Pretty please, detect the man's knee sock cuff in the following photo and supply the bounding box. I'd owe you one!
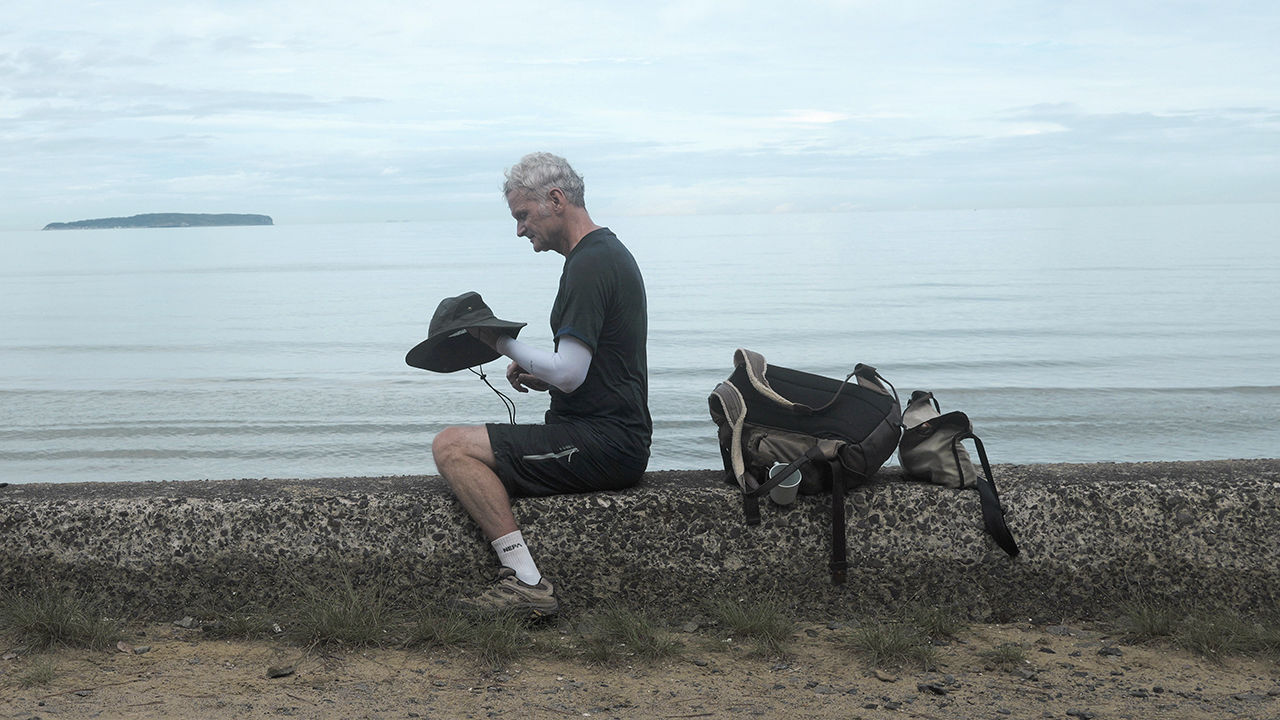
[491,530,541,585]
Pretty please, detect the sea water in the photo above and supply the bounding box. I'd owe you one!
[1,204,1277,484]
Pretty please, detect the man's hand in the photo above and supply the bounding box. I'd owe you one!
[506,361,550,393]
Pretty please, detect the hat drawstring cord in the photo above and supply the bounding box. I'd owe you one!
[470,365,517,424]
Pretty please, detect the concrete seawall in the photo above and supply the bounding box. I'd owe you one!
[2,459,1278,621]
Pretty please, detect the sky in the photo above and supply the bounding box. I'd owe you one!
[2,0,1278,229]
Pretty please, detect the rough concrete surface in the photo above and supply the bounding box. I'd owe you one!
[2,459,1277,621]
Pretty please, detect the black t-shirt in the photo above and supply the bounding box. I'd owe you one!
[546,227,651,459]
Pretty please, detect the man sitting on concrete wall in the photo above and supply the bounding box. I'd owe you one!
[428,152,652,619]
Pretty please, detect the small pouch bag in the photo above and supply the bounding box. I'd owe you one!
[898,391,1019,557]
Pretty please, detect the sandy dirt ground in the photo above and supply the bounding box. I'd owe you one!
[3,620,1278,720]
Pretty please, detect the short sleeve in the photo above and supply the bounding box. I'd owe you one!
[553,245,611,352]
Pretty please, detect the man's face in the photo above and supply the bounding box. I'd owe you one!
[506,190,558,253]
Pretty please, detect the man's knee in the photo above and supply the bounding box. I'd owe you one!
[432,426,467,468]
[432,425,495,473]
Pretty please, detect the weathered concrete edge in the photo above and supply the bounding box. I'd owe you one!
[3,459,1278,622]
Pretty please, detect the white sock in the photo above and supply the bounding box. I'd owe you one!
[491,530,541,585]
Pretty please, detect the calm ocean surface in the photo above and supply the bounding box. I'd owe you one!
[2,204,1278,484]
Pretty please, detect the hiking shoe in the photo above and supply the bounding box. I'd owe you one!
[455,567,559,619]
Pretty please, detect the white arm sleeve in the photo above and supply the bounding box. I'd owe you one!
[495,334,592,393]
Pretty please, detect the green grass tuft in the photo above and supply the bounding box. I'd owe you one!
[1121,600,1179,640]
[904,603,967,641]
[404,603,538,670]
[979,642,1027,671]
[19,657,57,688]
[707,595,794,657]
[468,613,532,670]
[577,602,681,664]
[287,575,398,648]
[407,606,475,649]
[1174,610,1259,661]
[847,621,937,670]
[0,591,121,652]
[201,609,280,640]
[1116,599,1280,662]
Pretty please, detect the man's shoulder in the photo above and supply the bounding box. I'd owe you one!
[567,228,633,269]
[576,227,620,252]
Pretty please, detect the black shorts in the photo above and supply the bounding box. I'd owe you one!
[486,421,647,498]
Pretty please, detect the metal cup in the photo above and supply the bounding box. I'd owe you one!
[768,462,801,505]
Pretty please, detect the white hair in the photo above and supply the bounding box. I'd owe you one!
[502,152,586,207]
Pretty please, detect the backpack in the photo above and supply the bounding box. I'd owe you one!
[708,348,902,583]
[898,390,1019,557]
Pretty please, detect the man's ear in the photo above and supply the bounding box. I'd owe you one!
[546,187,567,212]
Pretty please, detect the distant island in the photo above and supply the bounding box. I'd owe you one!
[43,213,273,230]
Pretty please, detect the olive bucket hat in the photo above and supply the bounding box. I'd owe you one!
[405,291,526,373]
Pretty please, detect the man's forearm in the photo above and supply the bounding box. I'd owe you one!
[495,335,591,392]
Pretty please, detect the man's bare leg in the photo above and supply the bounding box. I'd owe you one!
[432,425,551,608]
[432,425,517,541]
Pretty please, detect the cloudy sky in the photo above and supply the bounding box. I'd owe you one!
[2,0,1277,229]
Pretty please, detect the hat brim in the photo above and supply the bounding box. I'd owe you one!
[405,319,526,373]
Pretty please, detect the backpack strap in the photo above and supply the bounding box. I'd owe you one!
[736,348,893,413]
[709,381,761,524]
[830,466,849,584]
[956,432,1020,558]
[736,348,809,410]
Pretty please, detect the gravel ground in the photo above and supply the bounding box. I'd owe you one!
[3,620,1278,720]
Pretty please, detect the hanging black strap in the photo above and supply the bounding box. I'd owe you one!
[830,467,848,584]
[742,491,760,526]
[747,446,851,584]
[957,433,1019,557]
